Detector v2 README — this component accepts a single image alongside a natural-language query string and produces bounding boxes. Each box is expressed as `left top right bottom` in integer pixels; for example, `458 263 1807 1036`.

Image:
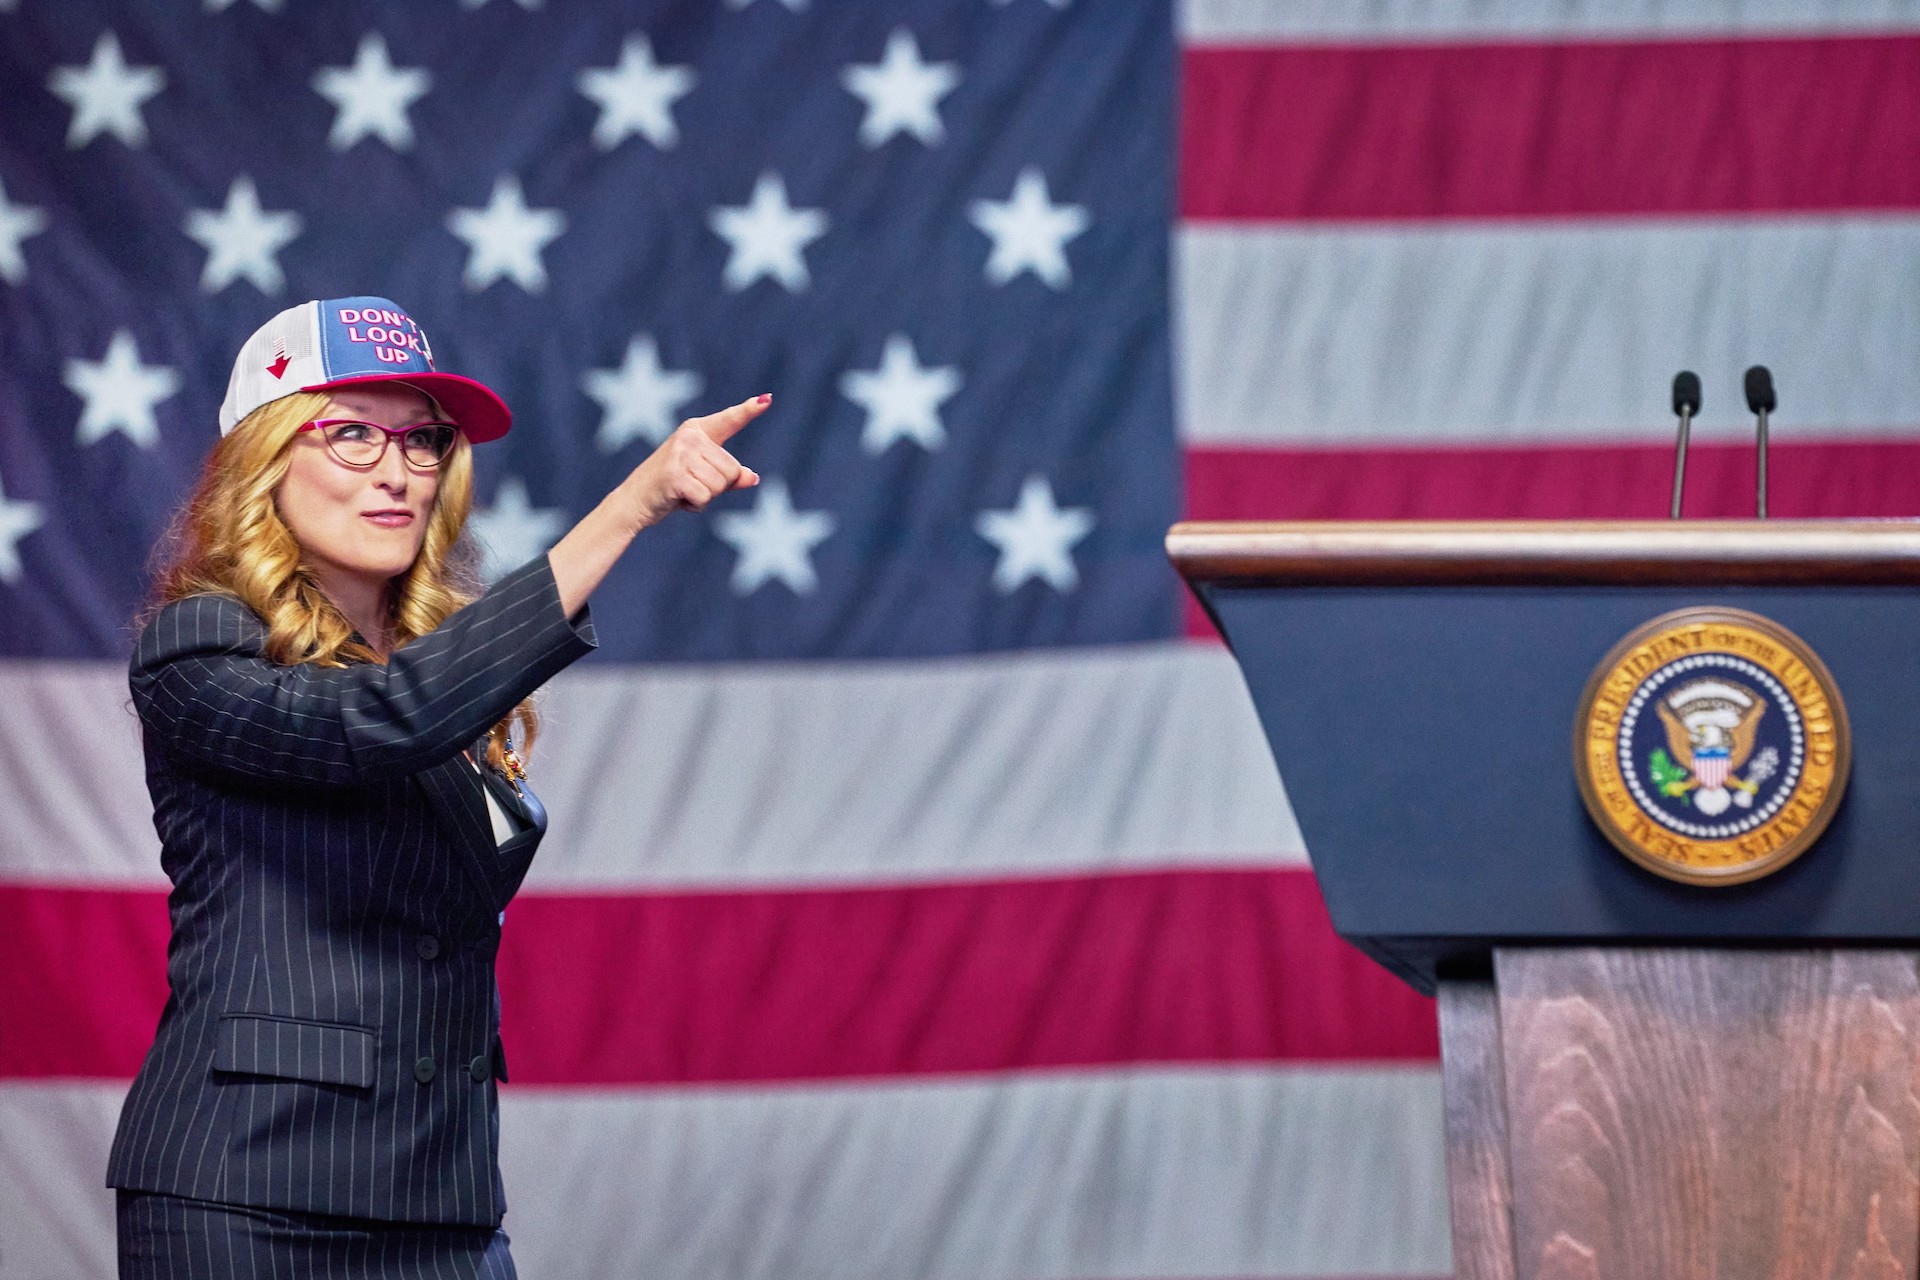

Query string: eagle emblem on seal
1651 678 1780 817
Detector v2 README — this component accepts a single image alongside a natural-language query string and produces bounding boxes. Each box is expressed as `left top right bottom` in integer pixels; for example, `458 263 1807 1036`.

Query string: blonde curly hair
149 390 535 768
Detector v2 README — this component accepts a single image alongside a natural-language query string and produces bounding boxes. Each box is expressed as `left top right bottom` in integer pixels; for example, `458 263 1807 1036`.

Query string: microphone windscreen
1744 365 1777 414
1672 371 1702 416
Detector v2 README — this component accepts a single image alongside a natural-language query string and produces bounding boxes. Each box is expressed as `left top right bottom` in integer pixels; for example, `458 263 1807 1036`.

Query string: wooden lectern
1168 521 1920 1280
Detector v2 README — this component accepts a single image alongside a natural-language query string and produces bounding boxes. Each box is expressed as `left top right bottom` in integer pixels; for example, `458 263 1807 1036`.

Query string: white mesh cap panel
217 300 324 435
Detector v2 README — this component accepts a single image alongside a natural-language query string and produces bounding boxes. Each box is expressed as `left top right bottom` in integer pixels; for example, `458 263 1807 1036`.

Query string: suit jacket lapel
477 765 544 834
473 758 547 902
412 756 502 907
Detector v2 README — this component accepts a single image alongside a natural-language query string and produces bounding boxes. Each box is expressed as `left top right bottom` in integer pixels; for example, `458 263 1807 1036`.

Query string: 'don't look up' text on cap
219 296 511 442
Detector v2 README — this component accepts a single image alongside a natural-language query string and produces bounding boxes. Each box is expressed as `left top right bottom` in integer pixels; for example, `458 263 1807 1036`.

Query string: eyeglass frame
297 418 464 470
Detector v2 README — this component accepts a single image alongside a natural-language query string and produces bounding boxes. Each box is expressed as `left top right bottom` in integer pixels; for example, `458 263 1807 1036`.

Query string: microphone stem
1756 408 1769 519
1670 409 1692 520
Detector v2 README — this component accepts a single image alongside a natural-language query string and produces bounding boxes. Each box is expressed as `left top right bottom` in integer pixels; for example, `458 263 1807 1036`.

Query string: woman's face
275 383 444 590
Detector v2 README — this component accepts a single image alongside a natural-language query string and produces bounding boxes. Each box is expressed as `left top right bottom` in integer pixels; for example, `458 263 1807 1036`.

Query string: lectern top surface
1167 519 1920 586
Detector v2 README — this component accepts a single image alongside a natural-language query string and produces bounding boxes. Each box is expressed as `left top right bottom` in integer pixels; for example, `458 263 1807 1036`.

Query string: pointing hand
623 394 768 528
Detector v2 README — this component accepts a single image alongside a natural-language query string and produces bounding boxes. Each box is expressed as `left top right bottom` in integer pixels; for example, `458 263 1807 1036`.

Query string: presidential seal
1573 607 1850 886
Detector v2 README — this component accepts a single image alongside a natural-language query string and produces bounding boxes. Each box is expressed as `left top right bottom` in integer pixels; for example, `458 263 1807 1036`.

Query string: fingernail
756 393 771 405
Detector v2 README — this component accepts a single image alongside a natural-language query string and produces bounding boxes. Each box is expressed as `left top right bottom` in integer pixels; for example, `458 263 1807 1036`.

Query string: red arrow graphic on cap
267 354 291 379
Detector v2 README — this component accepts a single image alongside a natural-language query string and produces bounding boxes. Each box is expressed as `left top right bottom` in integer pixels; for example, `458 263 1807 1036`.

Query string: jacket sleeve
130 554 596 787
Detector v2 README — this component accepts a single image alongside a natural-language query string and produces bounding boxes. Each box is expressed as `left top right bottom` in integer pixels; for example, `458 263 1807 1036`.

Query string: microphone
1744 366 1776 519
1669 371 1701 519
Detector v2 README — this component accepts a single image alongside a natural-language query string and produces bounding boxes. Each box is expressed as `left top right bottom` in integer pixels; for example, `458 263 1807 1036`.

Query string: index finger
693 394 771 445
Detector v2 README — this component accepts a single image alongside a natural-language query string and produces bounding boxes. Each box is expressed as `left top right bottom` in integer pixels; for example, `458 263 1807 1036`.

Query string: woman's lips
362 511 415 528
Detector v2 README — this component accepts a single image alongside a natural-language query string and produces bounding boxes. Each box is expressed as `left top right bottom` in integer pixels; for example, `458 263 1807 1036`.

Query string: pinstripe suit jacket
106 554 596 1227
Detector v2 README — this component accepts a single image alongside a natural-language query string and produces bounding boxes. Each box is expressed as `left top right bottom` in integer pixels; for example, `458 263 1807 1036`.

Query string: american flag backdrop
3 1 1919 1277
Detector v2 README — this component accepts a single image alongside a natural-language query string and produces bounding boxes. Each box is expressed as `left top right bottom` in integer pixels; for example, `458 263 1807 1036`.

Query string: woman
106 296 764 1277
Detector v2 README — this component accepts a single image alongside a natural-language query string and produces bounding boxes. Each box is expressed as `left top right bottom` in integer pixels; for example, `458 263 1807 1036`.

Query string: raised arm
547 394 767 617
132 554 594 788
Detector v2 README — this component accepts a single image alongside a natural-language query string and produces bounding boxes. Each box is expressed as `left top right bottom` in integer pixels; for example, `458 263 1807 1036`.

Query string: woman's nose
371 443 411 492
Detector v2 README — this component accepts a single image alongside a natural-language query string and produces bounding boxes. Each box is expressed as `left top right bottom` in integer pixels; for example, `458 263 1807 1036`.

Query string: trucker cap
218 296 510 442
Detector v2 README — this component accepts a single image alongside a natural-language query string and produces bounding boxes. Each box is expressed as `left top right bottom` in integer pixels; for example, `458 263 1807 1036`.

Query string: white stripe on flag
503 1067 1453 1280
1176 218 1920 445
3 661 155 885
530 641 1299 887
0 643 1302 888
1181 0 1920 43
0 1071 1450 1279
0 1082 122 1280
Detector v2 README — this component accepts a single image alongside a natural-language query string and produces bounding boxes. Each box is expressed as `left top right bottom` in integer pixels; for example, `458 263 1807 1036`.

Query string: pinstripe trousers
117 1191 516 1280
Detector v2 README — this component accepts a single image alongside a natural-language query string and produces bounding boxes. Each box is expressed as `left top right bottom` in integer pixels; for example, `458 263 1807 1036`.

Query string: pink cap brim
303 372 512 444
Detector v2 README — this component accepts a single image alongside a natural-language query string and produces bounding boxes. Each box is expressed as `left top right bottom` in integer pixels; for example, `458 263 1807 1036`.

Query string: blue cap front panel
317 296 436 381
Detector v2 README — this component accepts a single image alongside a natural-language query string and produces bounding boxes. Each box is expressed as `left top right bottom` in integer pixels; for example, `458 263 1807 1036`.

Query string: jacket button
470 1054 491 1082
416 935 441 960
414 1055 436 1084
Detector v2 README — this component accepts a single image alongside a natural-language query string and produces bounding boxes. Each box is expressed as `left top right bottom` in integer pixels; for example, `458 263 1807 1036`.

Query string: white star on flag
708 172 827 294
470 477 568 583
185 177 303 294
713 479 835 596
313 34 431 152
447 177 567 293
64 330 182 450
969 168 1089 290
47 32 165 149
0 470 44 586
975 475 1094 593
206 0 284 10
578 35 695 150
726 0 808 10
841 30 960 148
583 336 702 453
0 179 48 285
840 334 961 455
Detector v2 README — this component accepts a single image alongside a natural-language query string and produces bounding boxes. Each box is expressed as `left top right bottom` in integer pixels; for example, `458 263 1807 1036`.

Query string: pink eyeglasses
299 419 462 469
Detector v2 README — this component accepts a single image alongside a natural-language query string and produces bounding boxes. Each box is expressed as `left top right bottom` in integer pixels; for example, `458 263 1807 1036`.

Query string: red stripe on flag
0 871 1440 1081
498 869 1436 1083
1181 36 1920 220
1186 438 1920 521
0 885 172 1079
